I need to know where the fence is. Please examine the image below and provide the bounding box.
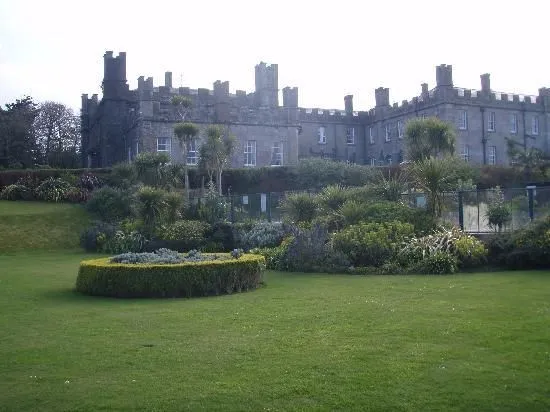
[189,186,550,232]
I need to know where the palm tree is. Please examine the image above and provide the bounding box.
[198,125,235,195]
[405,117,456,162]
[173,122,199,201]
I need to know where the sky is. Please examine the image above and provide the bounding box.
[0,0,548,114]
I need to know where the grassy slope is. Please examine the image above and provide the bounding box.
[0,252,549,411]
[0,201,90,252]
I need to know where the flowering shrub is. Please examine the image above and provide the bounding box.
[410,251,458,274]
[34,177,72,202]
[240,221,287,250]
[0,184,33,200]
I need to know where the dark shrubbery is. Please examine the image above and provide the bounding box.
[0,184,34,200]
[76,254,266,298]
[332,221,414,267]
[86,186,134,222]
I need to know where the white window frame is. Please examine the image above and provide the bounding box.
[488,111,496,132]
[346,127,355,145]
[397,120,404,139]
[510,114,518,134]
[369,127,374,144]
[244,140,257,167]
[488,146,496,165]
[157,137,171,153]
[186,139,198,165]
[370,158,376,166]
[318,126,326,144]
[271,142,283,166]
[461,144,470,162]
[385,125,391,142]
[458,110,468,130]
[532,116,539,135]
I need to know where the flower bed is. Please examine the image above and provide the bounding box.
[76,252,265,298]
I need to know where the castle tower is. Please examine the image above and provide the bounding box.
[255,62,279,107]
[102,51,129,99]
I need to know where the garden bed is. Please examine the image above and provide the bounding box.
[76,252,266,298]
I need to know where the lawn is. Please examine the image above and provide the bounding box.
[0,201,90,253]
[0,252,549,411]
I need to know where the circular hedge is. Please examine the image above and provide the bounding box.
[76,254,266,298]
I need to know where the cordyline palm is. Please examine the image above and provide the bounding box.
[174,122,199,201]
[405,117,456,162]
[198,125,235,195]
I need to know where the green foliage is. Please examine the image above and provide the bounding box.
[399,226,487,270]
[371,169,410,201]
[80,221,117,252]
[136,186,168,236]
[63,187,91,203]
[199,125,236,194]
[332,221,414,267]
[317,184,349,213]
[0,168,112,191]
[404,117,456,162]
[86,186,133,222]
[164,191,184,223]
[281,192,317,225]
[411,156,475,217]
[111,248,183,264]
[296,158,376,189]
[171,95,192,108]
[410,251,458,275]
[240,221,286,250]
[76,254,266,298]
[0,184,33,200]
[284,225,350,273]
[485,187,512,232]
[198,181,228,224]
[134,153,170,187]
[161,219,210,248]
[109,162,138,189]
[34,177,72,202]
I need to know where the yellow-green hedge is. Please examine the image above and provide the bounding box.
[76,254,266,298]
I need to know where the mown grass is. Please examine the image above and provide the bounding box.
[0,201,89,252]
[0,251,549,411]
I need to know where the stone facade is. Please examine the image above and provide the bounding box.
[81,52,549,168]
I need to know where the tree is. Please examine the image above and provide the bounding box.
[173,122,199,200]
[33,101,80,167]
[506,138,550,180]
[0,96,39,168]
[198,125,235,195]
[410,156,475,218]
[404,117,456,162]
[171,96,192,121]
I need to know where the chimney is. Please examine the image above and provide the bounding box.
[165,72,173,88]
[344,95,353,114]
[481,73,491,92]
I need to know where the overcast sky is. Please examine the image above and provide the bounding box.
[1,0,548,114]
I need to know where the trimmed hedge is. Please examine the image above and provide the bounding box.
[76,254,266,298]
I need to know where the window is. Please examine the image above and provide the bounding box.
[318,126,326,144]
[488,146,496,165]
[461,144,470,162]
[457,110,468,130]
[271,142,283,166]
[488,111,496,132]
[244,140,256,166]
[397,120,404,138]
[346,127,355,145]
[422,114,428,119]
[157,137,171,153]
[532,116,539,135]
[370,158,376,166]
[385,125,391,142]
[369,127,374,144]
[187,139,198,165]
[510,114,518,134]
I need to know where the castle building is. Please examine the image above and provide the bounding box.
[81,51,549,169]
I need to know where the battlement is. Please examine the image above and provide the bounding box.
[298,107,361,122]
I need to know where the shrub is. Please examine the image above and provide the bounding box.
[283,225,350,273]
[86,186,133,222]
[108,162,138,189]
[399,226,487,270]
[198,182,228,224]
[332,221,414,267]
[63,187,91,203]
[0,184,33,200]
[240,221,286,250]
[317,184,349,213]
[137,186,168,235]
[411,251,458,275]
[249,245,288,271]
[79,172,103,191]
[280,192,317,225]
[205,221,235,252]
[501,216,550,269]
[102,230,146,254]
[75,253,266,298]
[111,248,183,264]
[164,191,184,223]
[80,221,118,252]
[161,220,210,245]
[34,177,72,202]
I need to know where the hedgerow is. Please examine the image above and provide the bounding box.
[76,253,266,298]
